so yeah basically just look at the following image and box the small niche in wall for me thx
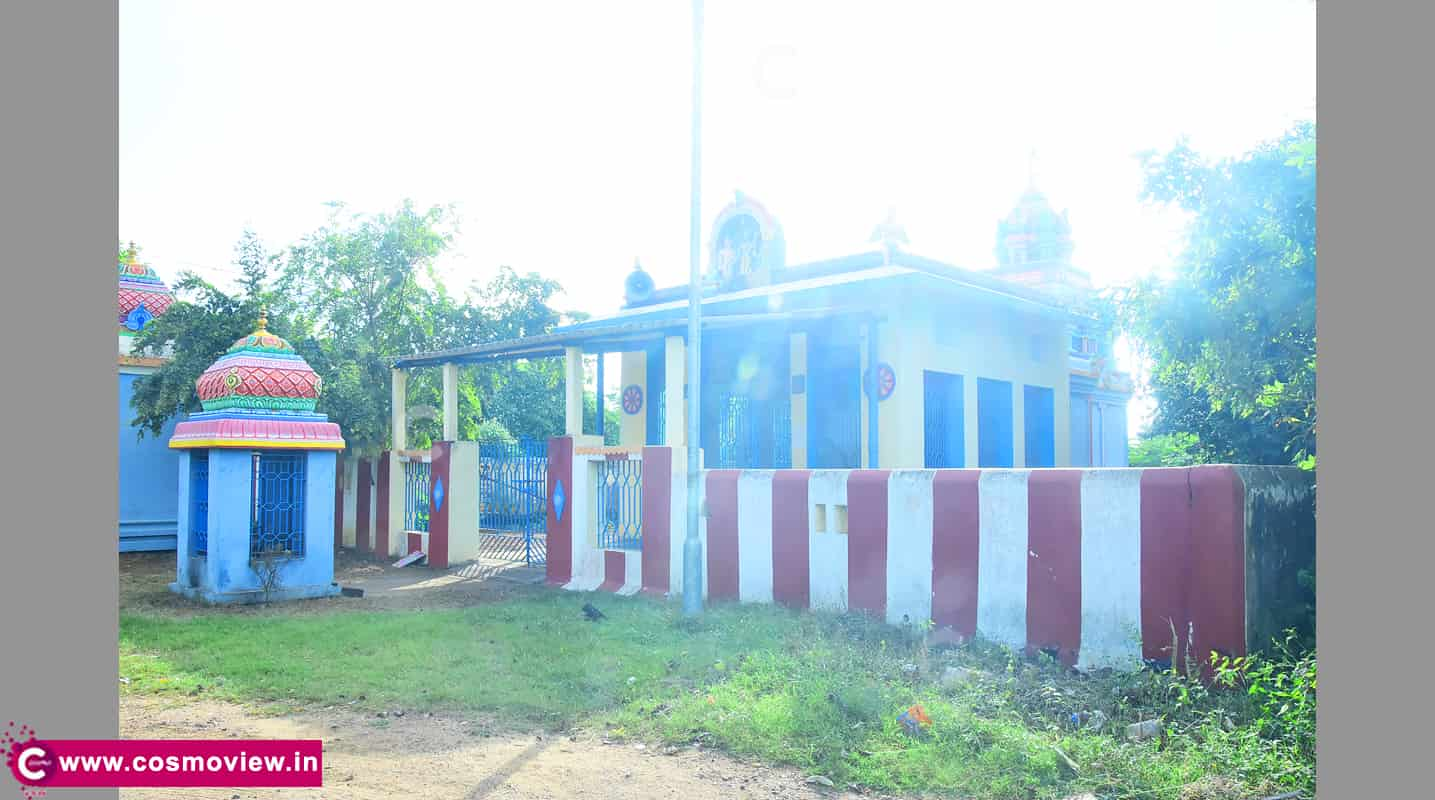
[813,503,848,534]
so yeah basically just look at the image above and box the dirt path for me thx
[120,694,867,800]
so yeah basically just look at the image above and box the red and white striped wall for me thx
[547,441,1316,672]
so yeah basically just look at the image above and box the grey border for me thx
[1320,1,1431,797]
[0,0,120,795]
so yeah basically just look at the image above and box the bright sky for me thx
[120,0,1316,436]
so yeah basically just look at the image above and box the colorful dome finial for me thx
[118,240,173,334]
[257,305,269,333]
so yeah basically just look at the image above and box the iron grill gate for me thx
[596,457,643,550]
[478,438,547,566]
[190,451,209,555]
[403,459,431,533]
[250,451,306,557]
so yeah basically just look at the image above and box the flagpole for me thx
[682,0,705,617]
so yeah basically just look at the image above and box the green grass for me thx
[121,587,1313,799]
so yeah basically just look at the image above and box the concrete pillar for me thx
[445,441,482,564]
[386,452,406,557]
[565,346,584,436]
[391,368,408,451]
[442,363,460,441]
[619,350,646,447]
[790,333,806,467]
[664,336,685,446]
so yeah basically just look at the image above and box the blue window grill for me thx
[596,457,643,550]
[250,452,306,557]
[403,459,431,532]
[190,451,209,555]
[772,399,792,468]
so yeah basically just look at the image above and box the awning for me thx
[391,307,881,369]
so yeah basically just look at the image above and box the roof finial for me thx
[126,241,138,263]
[257,304,269,332]
[869,206,909,265]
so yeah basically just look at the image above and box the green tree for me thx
[1123,122,1316,467]
[129,201,579,454]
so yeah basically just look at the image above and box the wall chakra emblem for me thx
[622,385,644,415]
[864,363,896,401]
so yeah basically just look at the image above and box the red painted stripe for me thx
[847,470,891,619]
[600,550,626,592]
[932,470,981,641]
[333,453,345,550]
[1189,466,1247,671]
[427,442,451,570]
[705,471,741,601]
[1140,468,1193,667]
[355,458,372,554]
[374,452,391,559]
[1026,470,1083,667]
[640,447,672,595]
[545,437,574,586]
[771,470,811,609]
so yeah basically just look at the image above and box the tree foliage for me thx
[128,201,588,454]
[1123,122,1316,467]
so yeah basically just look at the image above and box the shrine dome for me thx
[994,188,1075,268]
[169,310,344,451]
[118,242,174,334]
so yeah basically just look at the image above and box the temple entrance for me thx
[806,327,862,468]
[701,328,791,468]
[478,438,548,566]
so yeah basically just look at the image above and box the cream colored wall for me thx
[619,351,646,447]
[664,336,687,446]
[877,314,923,468]
[910,302,1071,468]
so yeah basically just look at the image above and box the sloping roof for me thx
[393,247,1090,369]
[392,306,881,368]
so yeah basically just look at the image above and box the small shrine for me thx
[168,309,345,603]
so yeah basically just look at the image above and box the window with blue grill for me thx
[596,458,643,550]
[923,371,965,468]
[190,452,209,555]
[250,452,306,557]
[977,378,1014,468]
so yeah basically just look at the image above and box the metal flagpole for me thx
[682,0,705,617]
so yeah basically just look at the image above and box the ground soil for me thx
[119,552,869,800]
[120,693,865,800]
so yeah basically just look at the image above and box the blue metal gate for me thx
[478,438,547,566]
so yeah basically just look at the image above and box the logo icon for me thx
[4,723,51,799]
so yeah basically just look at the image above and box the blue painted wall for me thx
[1023,385,1056,468]
[977,378,1014,468]
[645,342,665,445]
[118,371,181,551]
[173,449,338,604]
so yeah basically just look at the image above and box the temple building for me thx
[118,243,183,551]
[392,187,1133,470]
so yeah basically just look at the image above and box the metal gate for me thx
[478,438,547,566]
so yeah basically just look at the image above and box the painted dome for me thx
[117,243,174,333]
[995,189,1074,267]
[170,309,344,451]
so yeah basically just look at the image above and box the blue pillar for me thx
[867,322,879,468]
